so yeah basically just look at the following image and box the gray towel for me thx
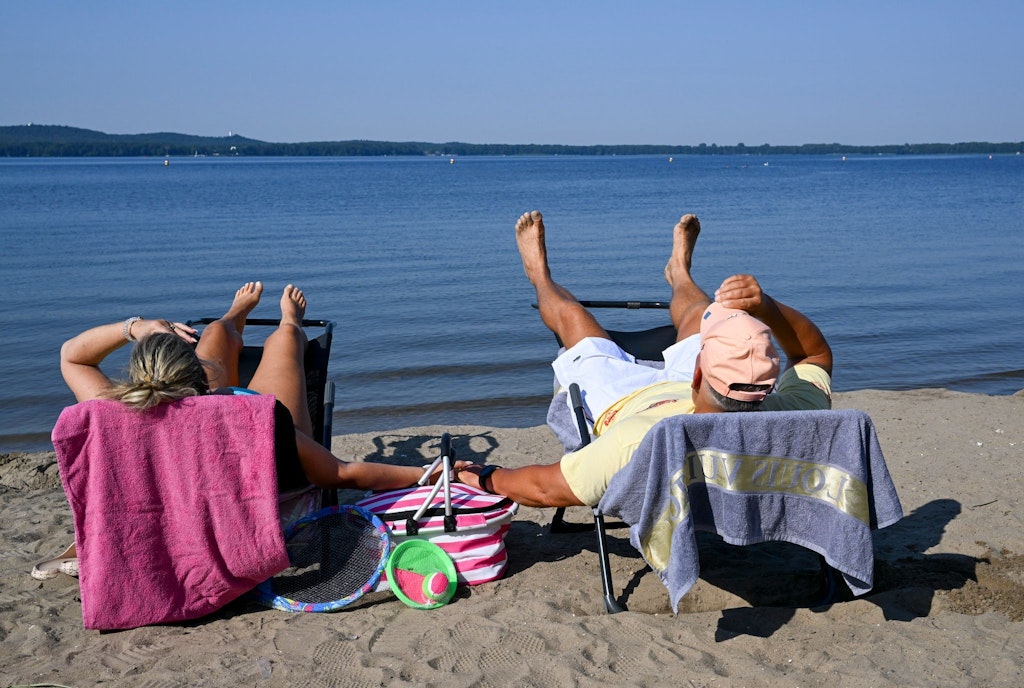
[596,409,903,613]
[546,356,666,453]
[546,389,585,452]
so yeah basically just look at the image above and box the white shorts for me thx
[551,334,701,424]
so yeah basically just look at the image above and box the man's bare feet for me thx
[280,284,307,326]
[222,281,263,331]
[515,210,551,285]
[664,214,701,287]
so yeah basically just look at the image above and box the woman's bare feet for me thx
[664,214,701,287]
[280,284,307,326]
[222,281,263,332]
[515,210,553,285]
[196,282,263,389]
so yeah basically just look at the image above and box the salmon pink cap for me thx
[698,303,780,402]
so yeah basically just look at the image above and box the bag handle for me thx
[408,433,457,534]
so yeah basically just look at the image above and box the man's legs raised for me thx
[665,214,711,341]
[516,210,608,349]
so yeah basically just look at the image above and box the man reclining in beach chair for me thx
[457,210,834,504]
[456,211,902,611]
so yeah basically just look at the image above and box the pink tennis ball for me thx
[423,571,450,602]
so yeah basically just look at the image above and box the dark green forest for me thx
[1,124,1021,158]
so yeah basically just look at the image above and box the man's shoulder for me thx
[763,364,832,411]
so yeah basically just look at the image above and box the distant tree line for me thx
[1,125,1021,158]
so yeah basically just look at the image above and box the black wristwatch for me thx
[478,465,502,494]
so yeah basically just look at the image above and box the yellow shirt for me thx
[560,364,833,506]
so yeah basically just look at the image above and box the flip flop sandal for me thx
[31,544,78,580]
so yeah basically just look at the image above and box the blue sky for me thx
[2,1,1021,146]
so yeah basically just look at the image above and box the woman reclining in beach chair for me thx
[42,283,457,577]
[60,282,446,493]
[42,282,469,630]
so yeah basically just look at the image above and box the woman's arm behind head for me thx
[61,319,204,405]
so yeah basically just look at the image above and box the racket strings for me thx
[269,510,387,604]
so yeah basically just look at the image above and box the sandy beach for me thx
[2,388,1022,687]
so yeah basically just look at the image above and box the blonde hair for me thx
[102,333,210,410]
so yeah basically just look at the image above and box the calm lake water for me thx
[1,154,1022,452]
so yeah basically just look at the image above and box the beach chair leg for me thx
[320,381,338,508]
[550,506,592,533]
[322,380,335,447]
[550,383,604,536]
[550,506,568,531]
[559,382,624,611]
[595,509,626,613]
[809,554,839,607]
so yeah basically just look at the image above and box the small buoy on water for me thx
[164,159,169,166]
[668,157,673,163]
[449,158,455,164]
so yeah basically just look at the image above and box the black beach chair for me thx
[186,317,337,506]
[542,300,846,614]
[31,316,339,584]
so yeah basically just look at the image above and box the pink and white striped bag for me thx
[356,483,518,586]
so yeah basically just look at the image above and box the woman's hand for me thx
[133,319,198,344]
[453,465,484,490]
[61,317,198,402]
[420,460,473,485]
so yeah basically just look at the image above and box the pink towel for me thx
[52,394,290,630]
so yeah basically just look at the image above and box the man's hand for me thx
[714,274,766,317]
[715,274,832,374]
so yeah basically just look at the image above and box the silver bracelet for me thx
[123,316,143,342]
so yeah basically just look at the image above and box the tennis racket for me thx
[254,504,391,612]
